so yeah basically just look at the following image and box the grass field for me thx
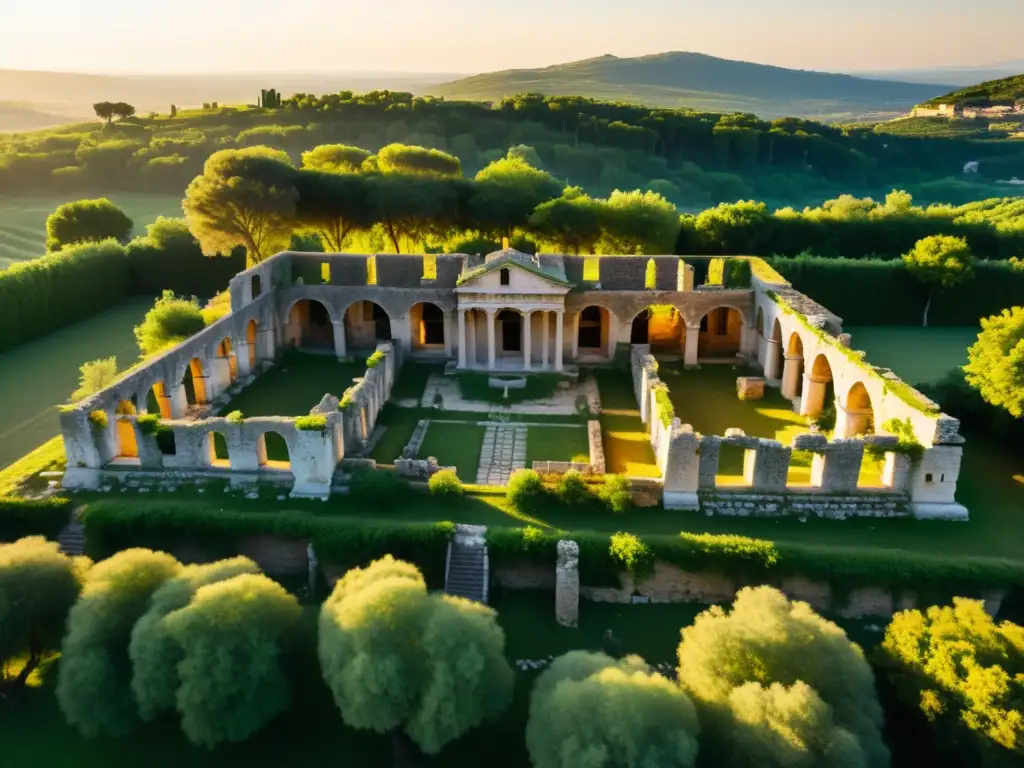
[847,326,978,385]
[525,426,591,465]
[0,297,152,469]
[418,422,485,482]
[0,193,184,269]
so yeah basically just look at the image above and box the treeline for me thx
[0,218,242,353]
[3,89,1024,204]
[184,143,1024,264]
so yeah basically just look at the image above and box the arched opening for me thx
[698,307,742,359]
[208,431,230,468]
[755,307,765,337]
[246,319,258,369]
[182,358,208,406]
[782,333,805,400]
[629,306,684,354]
[410,302,445,351]
[288,299,335,351]
[842,381,875,437]
[114,399,138,459]
[766,318,784,379]
[497,309,522,355]
[344,301,392,350]
[802,354,835,422]
[251,274,262,299]
[144,381,171,418]
[577,306,604,350]
[258,431,291,470]
[216,337,238,383]
[499,267,510,286]
[630,309,650,344]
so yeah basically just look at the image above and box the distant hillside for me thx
[0,102,85,132]
[432,52,951,120]
[922,72,1024,107]
[856,62,1024,87]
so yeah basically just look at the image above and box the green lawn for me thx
[846,325,978,385]
[418,422,485,482]
[525,426,591,465]
[0,297,152,469]
[219,352,366,418]
[0,193,185,269]
[390,361,439,402]
[593,369,660,478]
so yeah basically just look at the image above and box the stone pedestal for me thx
[555,540,580,628]
[736,377,765,401]
[663,424,700,510]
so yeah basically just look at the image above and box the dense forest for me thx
[3,90,1024,209]
[923,72,1024,107]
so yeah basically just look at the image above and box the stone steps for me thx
[475,425,526,486]
[58,522,85,556]
[445,524,488,603]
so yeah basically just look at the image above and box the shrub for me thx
[507,468,545,512]
[723,257,752,288]
[294,414,328,432]
[599,474,633,513]
[134,290,206,356]
[88,410,108,429]
[136,414,160,435]
[554,470,590,506]
[71,357,118,402]
[609,532,654,583]
[428,469,463,497]
[45,197,133,251]
[0,497,73,541]
[345,468,410,508]
[365,350,386,368]
[225,410,244,424]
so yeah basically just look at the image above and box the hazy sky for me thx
[0,0,1020,75]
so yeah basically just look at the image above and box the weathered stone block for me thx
[736,376,765,401]
[555,540,580,627]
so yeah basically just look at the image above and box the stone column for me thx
[444,312,454,358]
[663,425,700,510]
[764,338,782,380]
[486,310,496,371]
[744,440,791,492]
[235,340,252,378]
[683,324,700,368]
[257,325,276,363]
[332,320,347,359]
[555,540,580,628]
[467,310,477,367]
[541,311,550,370]
[210,356,232,398]
[570,312,579,361]
[168,383,188,418]
[799,375,829,417]
[781,354,803,400]
[522,311,532,370]
[457,309,467,369]
[554,310,564,372]
[882,452,912,491]
[606,312,617,360]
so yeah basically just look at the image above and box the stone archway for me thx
[497,309,523,355]
[801,353,835,419]
[144,381,171,418]
[629,305,684,354]
[183,358,209,406]
[208,430,230,468]
[216,337,238,385]
[782,333,805,400]
[246,319,258,369]
[258,430,291,469]
[344,300,392,350]
[765,318,784,380]
[839,381,875,437]
[288,299,335,351]
[409,302,445,351]
[114,399,138,459]
[698,307,742,359]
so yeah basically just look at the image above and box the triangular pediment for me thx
[456,249,568,288]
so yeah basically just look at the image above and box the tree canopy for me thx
[45,197,133,252]
[71,356,118,402]
[375,143,462,177]
[301,143,371,173]
[0,537,89,689]
[318,556,513,758]
[964,306,1024,418]
[677,586,889,768]
[526,650,700,768]
[183,146,298,264]
[56,548,180,738]
[902,235,975,326]
[162,573,301,747]
[472,155,562,239]
[880,599,1024,766]
[598,189,680,255]
[133,290,206,357]
[528,190,604,255]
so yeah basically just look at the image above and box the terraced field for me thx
[0,193,184,269]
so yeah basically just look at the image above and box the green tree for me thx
[294,170,374,251]
[129,558,261,722]
[318,556,513,762]
[598,189,679,255]
[45,197,134,252]
[112,102,136,121]
[301,144,371,173]
[93,101,116,123]
[0,537,89,690]
[163,573,301,747]
[528,192,604,254]
[677,586,889,767]
[133,290,206,357]
[526,650,700,768]
[879,598,1023,766]
[183,146,298,265]
[71,356,118,402]
[375,144,462,177]
[56,549,180,738]
[365,173,470,253]
[692,200,774,254]
[964,306,1024,418]
[472,155,562,240]
[902,235,974,327]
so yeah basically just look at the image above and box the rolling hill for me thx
[431,52,951,120]
[921,72,1024,107]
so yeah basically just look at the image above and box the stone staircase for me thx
[445,524,488,603]
[58,507,86,556]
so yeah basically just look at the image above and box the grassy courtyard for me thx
[0,297,152,468]
[592,369,660,478]
[417,422,485,482]
[845,325,978,385]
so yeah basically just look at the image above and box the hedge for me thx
[771,256,1024,326]
[486,526,1024,596]
[80,500,454,588]
[0,496,73,542]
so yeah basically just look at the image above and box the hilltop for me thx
[432,52,950,120]
[922,72,1024,107]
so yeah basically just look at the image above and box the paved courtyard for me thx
[475,424,527,485]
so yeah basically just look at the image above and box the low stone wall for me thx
[339,342,399,456]
[699,490,910,519]
[530,420,606,476]
[402,419,430,459]
[493,564,555,590]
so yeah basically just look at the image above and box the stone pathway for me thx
[420,372,600,416]
[476,425,527,486]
